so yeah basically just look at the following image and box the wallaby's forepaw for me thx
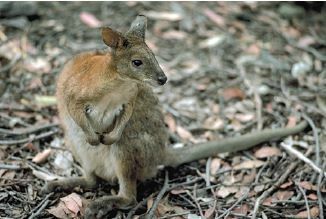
[86,134,100,146]
[100,132,121,145]
[85,200,113,219]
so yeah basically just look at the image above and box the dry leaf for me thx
[246,43,260,56]
[147,197,180,217]
[147,196,154,210]
[307,193,318,200]
[144,11,183,21]
[32,149,52,164]
[298,36,315,47]
[262,197,276,206]
[35,95,57,107]
[216,186,238,198]
[203,8,225,27]
[79,12,102,28]
[162,30,187,40]
[170,189,187,195]
[234,113,255,122]
[180,59,200,74]
[233,204,249,215]
[176,126,193,141]
[48,193,83,219]
[164,114,176,133]
[2,171,15,181]
[299,181,326,192]
[32,169,58,181]
[275,191,294,201]
[280,181,293,189]
[61,193,83,215]
[210,158,222,175]
[299,181,314,190]
[233,160,265,170]
[243,169,256,184]
[286,116,297,128]
[48,202,69,219]
[295,206,319,218]
[204,205,215,219]
[203,116,224,130]
[254,147,281,158]
[27,78,43,90]
[0,149,6,160]
[24,57,51,74]
[223,87,245,101]
[199,35,225,48]
[196,83,208,91]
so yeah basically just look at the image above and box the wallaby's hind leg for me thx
[85,161,137,218]
[42,174,97,194]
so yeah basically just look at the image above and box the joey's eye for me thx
[132,60,143,67]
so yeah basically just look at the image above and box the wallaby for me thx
[43,15,308,218]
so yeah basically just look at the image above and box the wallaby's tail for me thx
[164,121,308,167]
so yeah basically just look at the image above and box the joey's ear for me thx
[102,27,125,49]
[126,15,147,39]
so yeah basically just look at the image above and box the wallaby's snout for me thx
[157,74,167,85]
[101,15,167,87]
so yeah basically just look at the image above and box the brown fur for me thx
[43,16,308,218]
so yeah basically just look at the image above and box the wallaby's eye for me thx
[132,60,143,67]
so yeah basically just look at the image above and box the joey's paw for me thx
[85,200,113,219]
[100,132,121,145]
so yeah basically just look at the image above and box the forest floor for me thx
[0,2,325,219]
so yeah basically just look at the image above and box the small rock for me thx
[278,3,305,19]
[54,151,73,170]
[291,62,311,78]
[257,84,270,95]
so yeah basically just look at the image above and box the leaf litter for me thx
[0,2,325,219]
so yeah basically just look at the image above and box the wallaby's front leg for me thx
[42,174,97,194]
[67,101,100,145]
[101,101,134,145]
[85,162,137,218]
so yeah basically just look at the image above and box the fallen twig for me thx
[251,149,313,219]
[317,162,325,219]
[238,64,263,130]
[280,141,326,177]
[0,55,21,73]
[0,129,58,145]
[145,171,169,219]
[28,193,53,219]
[126,196,151,219]
[0,123,58,136]
[217,187,250,219]
[296,181,311,219]
[0,163,22,170]
[189,183,204,218]
[302,114,320,168]
[205,157,212,187]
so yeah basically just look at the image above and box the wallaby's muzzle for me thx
[157,74,167,85]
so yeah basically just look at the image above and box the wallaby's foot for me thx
[85,195,136,219]
[41,176,97,194]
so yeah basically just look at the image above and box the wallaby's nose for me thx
[157,75,167,85]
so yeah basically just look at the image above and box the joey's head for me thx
[102,15,167,86]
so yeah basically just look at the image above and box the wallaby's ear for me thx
[102,27,124,49]
[126,15,147,39]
